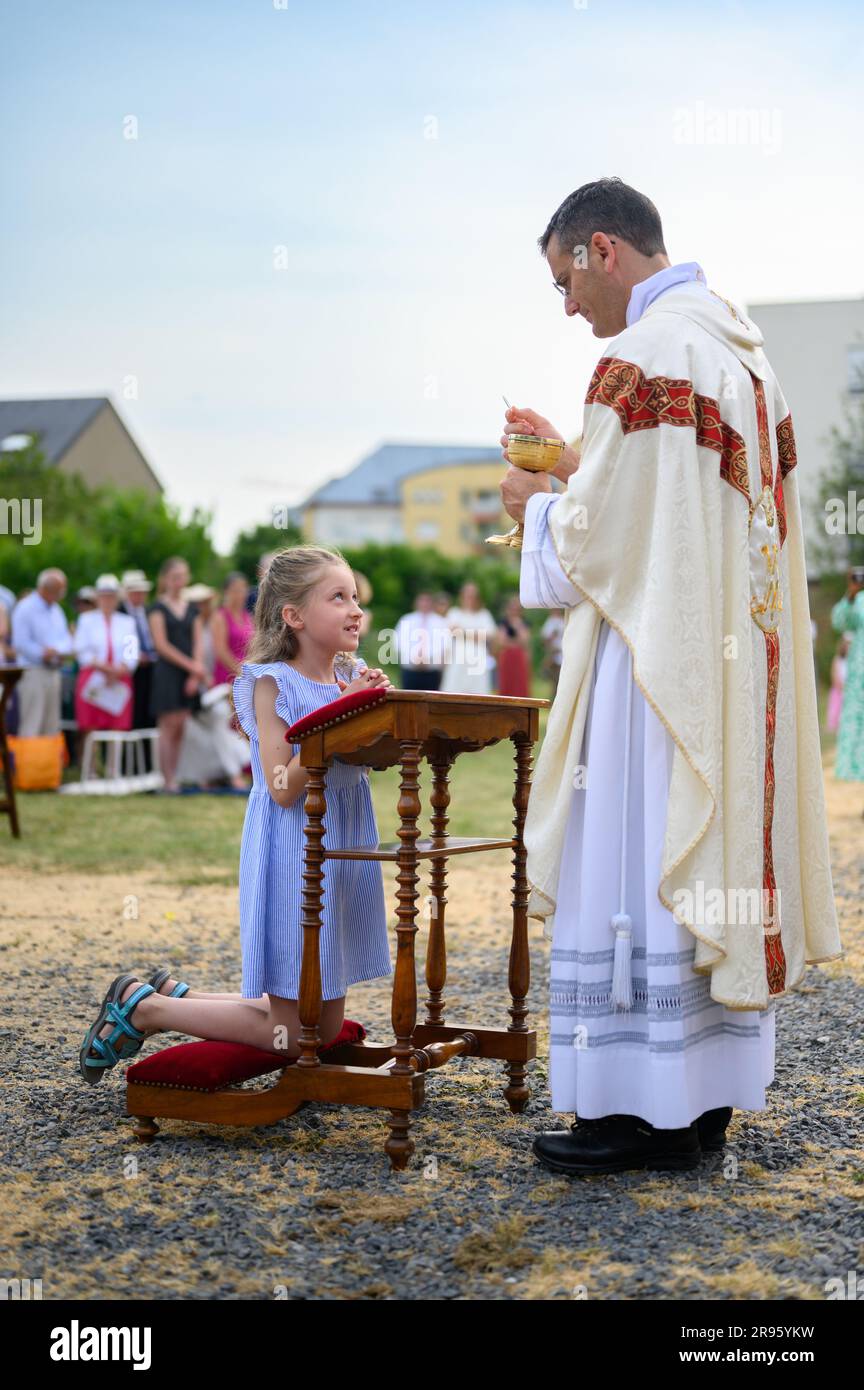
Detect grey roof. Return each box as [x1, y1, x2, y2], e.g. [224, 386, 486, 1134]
[0, 397, 108, 463]
[304, 442, 502, 507]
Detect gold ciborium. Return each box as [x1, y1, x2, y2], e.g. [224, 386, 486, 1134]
[486, 434, 564, 548]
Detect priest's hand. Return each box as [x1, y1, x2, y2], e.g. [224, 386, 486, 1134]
[500, 464, 552, 524]
[501, 405, 580, 482]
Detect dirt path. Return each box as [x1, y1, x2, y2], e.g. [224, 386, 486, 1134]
[1, 770, 861, 1300]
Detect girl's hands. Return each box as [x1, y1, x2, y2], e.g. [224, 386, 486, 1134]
[183, 674, 199, 697]
[337, 666, 393, 697]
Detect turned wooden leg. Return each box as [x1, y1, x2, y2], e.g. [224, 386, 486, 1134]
[386, 740, 423, 1168]
[298, 764, 328, 1068]
[132, 1116, 159, 1142]
[505, 734, 532, 1113]
[0, 688, 20, 839]
[384, 1109, 414, 1171]
[424, 751, 452, 1025]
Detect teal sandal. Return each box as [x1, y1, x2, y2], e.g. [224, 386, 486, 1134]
[148, 968, 190, 998]
[79, 974, 155, 1084]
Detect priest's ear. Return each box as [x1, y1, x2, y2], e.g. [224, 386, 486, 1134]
[591, 231, 618, 270]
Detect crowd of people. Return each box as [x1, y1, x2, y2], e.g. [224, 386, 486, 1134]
[0, 557, 264, 793]
[5, 553, 863, 803]
[392, 581, 564, 696]
[0, 556, 566, 795]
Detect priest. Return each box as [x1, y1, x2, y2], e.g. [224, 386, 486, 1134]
[500, 177, 842, 1176]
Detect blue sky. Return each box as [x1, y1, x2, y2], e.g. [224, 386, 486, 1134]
[2, 0, 862, 552]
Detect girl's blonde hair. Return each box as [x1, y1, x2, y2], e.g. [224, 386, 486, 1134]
[245, 544, 356, 671]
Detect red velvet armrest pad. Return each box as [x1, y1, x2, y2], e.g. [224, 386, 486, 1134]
[285, 686, 387, 741]
[126, 1019, 367, 1090]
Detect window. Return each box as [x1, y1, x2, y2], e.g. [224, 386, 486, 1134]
[412, 488, 443, 506]
[1, 432, 35, 452]
[467, 489, 504, 522]
[847, 345, 864, 394]
[415, 520, 440, 541]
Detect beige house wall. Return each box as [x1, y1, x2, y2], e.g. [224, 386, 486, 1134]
[57, 404, 162, 495]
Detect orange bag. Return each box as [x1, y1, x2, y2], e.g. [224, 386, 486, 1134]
[7, 733, 68, 791]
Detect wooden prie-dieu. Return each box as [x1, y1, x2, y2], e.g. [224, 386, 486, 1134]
[126, 689, 548, 1169]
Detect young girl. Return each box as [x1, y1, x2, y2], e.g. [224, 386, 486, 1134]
[79, 545, 393, 1081]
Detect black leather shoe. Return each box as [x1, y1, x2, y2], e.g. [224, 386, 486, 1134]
[532, 1114, 702, 1175]
[571, 1109, 733, 1152]
[696, 1106, 733, 1152]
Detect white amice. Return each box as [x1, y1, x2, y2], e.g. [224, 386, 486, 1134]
[521, 491, 776, 1129]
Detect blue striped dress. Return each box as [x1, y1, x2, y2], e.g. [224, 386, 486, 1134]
[233, 659, 393, 1001]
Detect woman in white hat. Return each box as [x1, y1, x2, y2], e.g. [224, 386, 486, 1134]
[73, 574, 140, 735]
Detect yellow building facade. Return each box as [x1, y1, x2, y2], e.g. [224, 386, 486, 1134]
[401, 460, 511, 556]
[300, 443, 513, 557]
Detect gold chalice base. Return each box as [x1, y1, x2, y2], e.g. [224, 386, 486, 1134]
[487, 435, 564, 548]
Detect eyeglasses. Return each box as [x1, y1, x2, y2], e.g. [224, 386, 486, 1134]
[553, 279, 569, 296]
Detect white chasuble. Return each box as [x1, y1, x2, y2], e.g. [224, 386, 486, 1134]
[519, 280, 842, 1125]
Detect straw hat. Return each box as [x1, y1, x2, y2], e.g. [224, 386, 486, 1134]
[95, 573, 121, 593]
[121, 569, 152, 593]
[182, 583, 216, 603]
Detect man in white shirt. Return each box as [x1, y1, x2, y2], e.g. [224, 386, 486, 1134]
[11, 568, 73, 736]
[393, 592, 451, 690]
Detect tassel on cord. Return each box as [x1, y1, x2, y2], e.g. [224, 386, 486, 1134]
[611, 648, 634, 1011]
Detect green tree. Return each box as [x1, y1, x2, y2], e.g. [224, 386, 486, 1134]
[228, 520, 302, 579]
[0, 442, 220, 606]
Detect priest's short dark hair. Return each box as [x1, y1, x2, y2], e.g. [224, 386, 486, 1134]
[539, 178, 667, 259]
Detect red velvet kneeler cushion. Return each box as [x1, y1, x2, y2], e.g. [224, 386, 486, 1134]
[125, 1019, 367, 1092]
[284, 686, 387, 742]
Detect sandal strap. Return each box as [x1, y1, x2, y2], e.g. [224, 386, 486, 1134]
[151, 970, 190, 998]
[88, 1035, 121, 1066]
[104, 983, 154, 1042]
[103, 1001, 143, 1043]
[81, 980, 153, 1074]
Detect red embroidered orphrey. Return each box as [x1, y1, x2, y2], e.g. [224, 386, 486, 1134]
[586, 357, 751, 502]
[585, 356, 799, 996]
[751, 374, 791, 995]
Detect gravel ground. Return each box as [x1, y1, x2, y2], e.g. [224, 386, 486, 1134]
[1, 772, 862, 1301]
